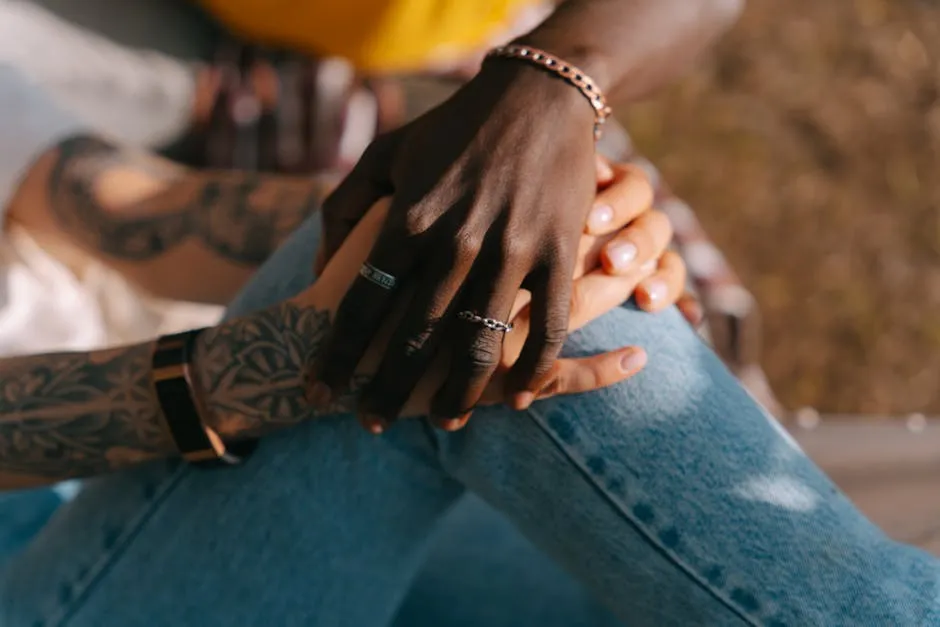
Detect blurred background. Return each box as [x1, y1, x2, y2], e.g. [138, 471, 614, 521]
[622, 0, 940, 416]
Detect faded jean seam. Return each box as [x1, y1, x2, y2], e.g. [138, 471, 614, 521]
[524, 403, 759, 627]
[48, 463, 189, 627]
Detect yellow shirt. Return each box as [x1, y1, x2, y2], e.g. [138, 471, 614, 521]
[200, 0, 540, 73]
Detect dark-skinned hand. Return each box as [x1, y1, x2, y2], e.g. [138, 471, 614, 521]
[313, 60, 601, 426]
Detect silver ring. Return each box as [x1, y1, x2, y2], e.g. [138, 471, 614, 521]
[360, 263, 397, 290]
[457, 310, 513, 333]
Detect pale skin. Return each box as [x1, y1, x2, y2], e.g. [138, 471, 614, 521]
[10, 136, 332, 305]
[0, 136, 685, 490]
[318, 0, 744, 426]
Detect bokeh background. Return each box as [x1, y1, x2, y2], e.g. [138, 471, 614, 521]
[622, 0, 940, 415]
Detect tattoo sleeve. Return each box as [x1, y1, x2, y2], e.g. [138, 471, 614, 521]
[0, 301, 357, 487]
[194, 302, 366, 441]
[0, 136, 358, 487]
[0, 343, 173, 486]
[46, 136, 324, 265]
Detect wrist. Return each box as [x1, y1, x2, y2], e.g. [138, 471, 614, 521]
[189, 320, 270, 442]
[189, 327, 231, 439]
[485, 58, 593, 121]
[151, 328, 238, 465]
[190, 303, 328, 441]
[481, 46, 609, 140]
[510, 34, 612, 93]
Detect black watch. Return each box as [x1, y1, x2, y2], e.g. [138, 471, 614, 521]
[152, 328, 256, 468]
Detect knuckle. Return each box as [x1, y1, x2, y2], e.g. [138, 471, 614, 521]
[402, 328, 433, 357]
[467, 351, 500, 376]
[400, 316, 444, 359]
[527, 327, 567, 380]
[500, 227, 537, 263]
[453, 228, 485, 262]
[529, 236, 571, 270]
[400, 207, 436, 239]
[530, 357, 557, 381]
[540, 322, 569, 351]
[466, 335, 502, 374]
[545, 231, 575, 258]
[581, 366, 603, 392]
[568, 282, 593, 318]
[537, 371, 563, 397]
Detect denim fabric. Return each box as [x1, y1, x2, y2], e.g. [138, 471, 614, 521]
[0, 487, 617, 627]
[0, 490, 62, 567]
[2, 216, 937, 626]
[393, 494, 621, 627]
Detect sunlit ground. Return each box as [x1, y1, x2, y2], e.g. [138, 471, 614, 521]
[623, 0, 940, 415]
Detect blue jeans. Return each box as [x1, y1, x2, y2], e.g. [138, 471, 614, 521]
[2, 218, 937, 626]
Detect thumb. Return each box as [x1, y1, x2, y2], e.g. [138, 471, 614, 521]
[320, 131, 399, 267]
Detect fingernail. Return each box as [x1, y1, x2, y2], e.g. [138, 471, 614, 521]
[606, 242, 638, 271]
[640, 259, 657, 274]
[307, 382, 332, 408]
[620, 349, 648, 372]
[587, 204, 614, 232]
[641, 279, 668, 305]
[514, 391, 536, 411]
[436, 412, 471, 431]
[362, 413, 388, 435]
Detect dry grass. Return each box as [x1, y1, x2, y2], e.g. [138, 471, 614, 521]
[622, 0, 940, 414]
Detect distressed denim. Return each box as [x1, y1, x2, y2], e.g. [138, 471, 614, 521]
[2, 217, 938, 626]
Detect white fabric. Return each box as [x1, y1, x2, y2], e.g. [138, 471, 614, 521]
[0, 0, 197, 148]
[0, 227, 221, 356]
[0, 65, 220, 356]
[0, 66, 88, 218]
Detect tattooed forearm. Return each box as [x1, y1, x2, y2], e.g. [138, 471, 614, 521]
[0, 344, 173, 485]
[47, 136, 323, 265]
[0, 303, 353, 487]
[193, 302, 367, 440]
[0, 301, 377, 486]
